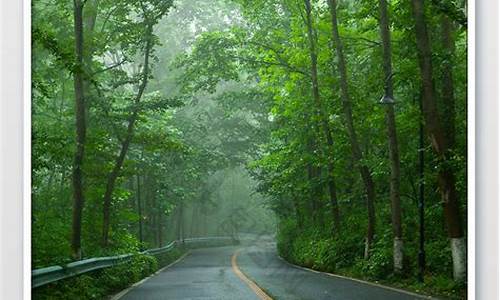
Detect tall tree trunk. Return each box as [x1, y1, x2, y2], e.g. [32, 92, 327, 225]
[69, 1, 99, 259]
[82, 0, 98, 94]
[410, 0, 465, 281]
[327, 0, 376, 258]
[71, 0, 86, 260]
[101, 24, 154, 246]
[440, 15, 456, 149]
[378, 0, 403, 273]
[304, 0, 340, 231]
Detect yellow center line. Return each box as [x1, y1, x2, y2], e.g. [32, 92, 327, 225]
[231, 249, 273, 300]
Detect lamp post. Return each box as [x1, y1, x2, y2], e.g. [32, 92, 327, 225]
[381, 91, 426, 281]
[378, 73, 405, 273]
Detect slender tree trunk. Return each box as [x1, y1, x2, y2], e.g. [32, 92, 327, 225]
[327, 0, 376, 258]
[410, 0, 465, 281]
[158, 222, 163, 247]
[306, 139, 319, 222]
[71, 0, 86, 260]
[304, 0, 340, 231]
[178, 202, 184, 241]
[101, 24, 153, 246]
[190, 202, 199, 237]
[167, 211, 174, 241]
[173, 206, 181, 241]
[157, 203, 163, 247]
[136, 174, 144, 245]
[203, 206, 208, 236]
[378, 0, 403, 273]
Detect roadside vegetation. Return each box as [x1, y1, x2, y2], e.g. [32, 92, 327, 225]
[33, 0, 466, 299]
[33, 249, 183, 299]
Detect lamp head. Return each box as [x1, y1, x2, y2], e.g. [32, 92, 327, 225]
[379, 95, 395, 105]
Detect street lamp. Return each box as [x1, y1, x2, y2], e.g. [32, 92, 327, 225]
[379, 73, 396, 105]
[379, 94, 395, 105]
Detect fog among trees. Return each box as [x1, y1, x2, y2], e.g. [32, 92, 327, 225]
[33, 0, 467, 298]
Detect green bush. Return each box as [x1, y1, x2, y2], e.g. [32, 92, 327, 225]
[352, 232, 393, 279]
[275, 209, 466, 299]
[33, 250, 183, 300]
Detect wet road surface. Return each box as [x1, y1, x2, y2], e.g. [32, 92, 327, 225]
[119, 236, 434, 300]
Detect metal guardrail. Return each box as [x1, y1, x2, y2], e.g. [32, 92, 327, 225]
[32, 236, 236, 288]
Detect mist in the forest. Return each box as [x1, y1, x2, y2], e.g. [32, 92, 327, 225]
[148, 0, 276, 241]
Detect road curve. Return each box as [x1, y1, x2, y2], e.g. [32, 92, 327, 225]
[237, 237, 434, 300]
[117, 237, 434, 300]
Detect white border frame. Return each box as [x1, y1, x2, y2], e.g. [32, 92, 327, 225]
[1, 0, 29, 299]
[23, 0, 32, 298]
[476, 0, 500, 299]
[467, 0, 475, 298]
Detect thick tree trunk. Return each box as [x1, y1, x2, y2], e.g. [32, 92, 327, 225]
[378, 0, 403, 273]
[440, 15, 456, 149]
[410, 0, 465, 281]
[327, 0, 376, 258]
[304, 0, 340, 231]
[101, 24, 153, 246]
[82, 0, 98, 112]
[71, 0, 86, 260]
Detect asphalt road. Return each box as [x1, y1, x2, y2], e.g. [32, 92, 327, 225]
[236, 237, 431, 300]
[118, 236, 433, 300]
[120, 246, 259, 300]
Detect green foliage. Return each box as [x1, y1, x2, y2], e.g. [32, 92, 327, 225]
[276, 206, 465, 298]
[32, 0, 274, 271]
[33, 253, 169, 300]
[353, 233, 394, 279]
[33, 0, 466, 298]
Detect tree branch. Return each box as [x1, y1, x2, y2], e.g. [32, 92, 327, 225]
[429, 0, 467, 27]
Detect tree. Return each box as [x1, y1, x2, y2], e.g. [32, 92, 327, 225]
[303, 0, 340, 231]
[440, 15, 456, 149]
[410, 0, 465, 281]
[70, 0, 86, 260]
[101, 22, 154, 246]
[327, 0, 376, 258]
[378, 0, 403, 273]
[101, 2, 174, 246]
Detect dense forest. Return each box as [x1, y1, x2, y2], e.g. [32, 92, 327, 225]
[33, 0, 467, 298]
